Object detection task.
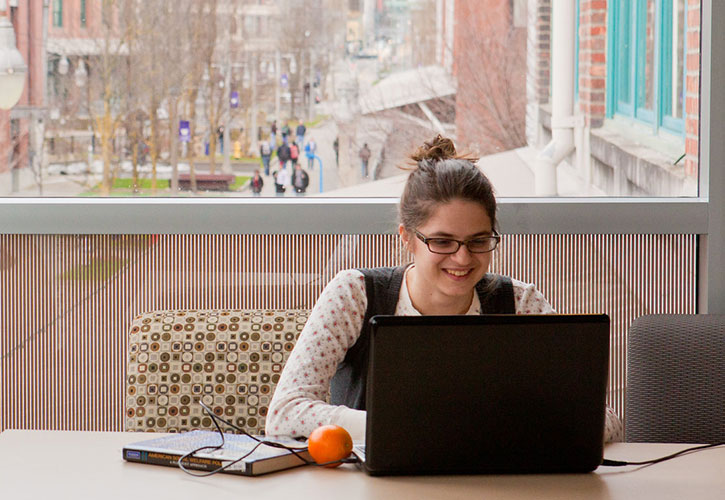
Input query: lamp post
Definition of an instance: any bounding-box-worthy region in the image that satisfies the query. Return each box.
[0,0,27,194]
[0,2,27,110]
[222,16,232,175]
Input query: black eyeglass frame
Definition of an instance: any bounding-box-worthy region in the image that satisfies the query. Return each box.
[413,229,501,254]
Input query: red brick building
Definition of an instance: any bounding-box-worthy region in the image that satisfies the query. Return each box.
[0,0,46,177]
[529,0,699,195]
[0,0,101,183]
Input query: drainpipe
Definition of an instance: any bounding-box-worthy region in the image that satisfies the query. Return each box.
[534,0,576,196]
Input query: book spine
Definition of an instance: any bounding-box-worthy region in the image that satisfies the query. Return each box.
[123,448,246,475]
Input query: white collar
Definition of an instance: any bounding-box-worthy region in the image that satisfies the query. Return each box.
[397,265,481,315]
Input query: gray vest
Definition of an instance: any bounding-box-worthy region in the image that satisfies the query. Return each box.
[329,265,515,410]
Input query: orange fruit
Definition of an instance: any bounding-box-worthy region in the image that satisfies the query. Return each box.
[307,425,353,468]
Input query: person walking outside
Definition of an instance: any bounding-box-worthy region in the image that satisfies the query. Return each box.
[333,136,339,166]
[290,141,300,167]
[270,121,278,147]
[296,121,307,147]
[277,141,291,171]
[260,140,272,176]
[273,166,290,196]
[291,163,310,196]
[359,143,371,178]
[281,122,291,144]
[304,137,317,169]
[250,170,264,196]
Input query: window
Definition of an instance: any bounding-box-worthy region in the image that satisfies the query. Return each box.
[661,0,686,130]
[0,0,699,199]
[52,0,63,27]
[608,0,686,134]
[0,0,723,440]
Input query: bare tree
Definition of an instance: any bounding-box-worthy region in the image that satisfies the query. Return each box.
[276,0,334,121]
[452,2,527,154]
[80,0,138,195]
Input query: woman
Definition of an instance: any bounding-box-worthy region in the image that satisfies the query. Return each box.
[266,136,622,442]
[250,170,264,196]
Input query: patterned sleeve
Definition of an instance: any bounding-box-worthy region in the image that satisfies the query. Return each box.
[265,269,368,439]
[511,278,556,314]
[604,406,624,442]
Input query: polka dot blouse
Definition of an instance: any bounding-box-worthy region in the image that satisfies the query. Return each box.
[265,268,623,443]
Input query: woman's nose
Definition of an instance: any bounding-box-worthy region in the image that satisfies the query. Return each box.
[450,243,473,262]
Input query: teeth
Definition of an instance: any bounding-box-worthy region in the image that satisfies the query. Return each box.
[446,269,469,277]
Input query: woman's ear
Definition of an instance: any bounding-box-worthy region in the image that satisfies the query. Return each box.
[398,224,410,250]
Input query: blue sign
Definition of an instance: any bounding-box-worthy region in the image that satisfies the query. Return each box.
[179,120,190,143]
[280,73,288,88]
[230,91,239,108]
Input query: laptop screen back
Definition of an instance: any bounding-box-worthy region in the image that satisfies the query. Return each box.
[364,314,609,475]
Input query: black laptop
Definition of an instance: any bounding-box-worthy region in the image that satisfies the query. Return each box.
[355,314,610,476]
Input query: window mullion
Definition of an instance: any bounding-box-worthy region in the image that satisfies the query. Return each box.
[653,0,662,133]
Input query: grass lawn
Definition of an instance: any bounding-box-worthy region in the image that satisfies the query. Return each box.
[200,155,260,163]
[113,178,170,189]
[229,176,251,190]
[305,115,330,128]
[80,175,251,196]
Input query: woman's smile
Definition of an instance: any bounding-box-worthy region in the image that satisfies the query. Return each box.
[401,199,494,314]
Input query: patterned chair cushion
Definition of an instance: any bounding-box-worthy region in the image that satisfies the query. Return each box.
[126,309,309,435]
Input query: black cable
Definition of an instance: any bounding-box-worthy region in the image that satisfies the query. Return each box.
[177,401,359,477]
[601,442,725,467]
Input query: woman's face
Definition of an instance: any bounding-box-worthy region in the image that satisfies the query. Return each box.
[399,198,494,309]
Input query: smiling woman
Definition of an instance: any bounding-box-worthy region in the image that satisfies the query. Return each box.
[1,0,723,465]
[264,135,622,443]
[396,136,507,315]
[402,198,500,315]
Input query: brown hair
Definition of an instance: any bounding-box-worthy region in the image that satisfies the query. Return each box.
[399,135,497,231]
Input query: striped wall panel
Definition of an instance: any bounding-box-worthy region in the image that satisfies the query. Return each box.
[0,234,697,432]
[492,234,698,418]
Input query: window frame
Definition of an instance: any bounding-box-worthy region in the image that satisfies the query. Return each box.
[52,0,63,27]
[608,0,687,135]
[659,0,687,133]
[80,0,87,28]
[1,1,722,313]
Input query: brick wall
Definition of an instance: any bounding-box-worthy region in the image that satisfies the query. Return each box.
[525,0,551,146]
[684,0,700,179]
[0,1,43,175]
[534,0,551,103]
[578,0,607,127]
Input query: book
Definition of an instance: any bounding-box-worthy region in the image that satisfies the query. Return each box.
[123,430,311,476]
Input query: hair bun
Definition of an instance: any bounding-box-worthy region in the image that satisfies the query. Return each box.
[410,135,457,163]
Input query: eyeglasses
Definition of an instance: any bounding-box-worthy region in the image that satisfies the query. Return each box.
[414,229,500,254]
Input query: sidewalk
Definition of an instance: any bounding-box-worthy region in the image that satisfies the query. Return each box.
[0,165,94,196]
[1,117,346,198]
[249,119,343,198]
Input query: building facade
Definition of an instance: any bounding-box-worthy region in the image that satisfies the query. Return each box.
[0,0,46,179]
[528,0,699,196]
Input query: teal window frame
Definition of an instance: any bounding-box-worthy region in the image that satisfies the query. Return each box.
[606,0,686,135]
[659,0,687,133]
[80,0,87,28]
[575,0,579,101]
[52,0,63,27]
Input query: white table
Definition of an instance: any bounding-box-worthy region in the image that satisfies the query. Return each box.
[1,430,723,500]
